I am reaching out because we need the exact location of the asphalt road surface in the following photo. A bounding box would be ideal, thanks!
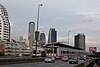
[0,60,84,67]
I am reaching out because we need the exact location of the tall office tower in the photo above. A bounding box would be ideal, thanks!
[48,28,57,43]
[0,4,10,42]
[74,33,85,51]
[28,22,35,47]
[40,32,46,46]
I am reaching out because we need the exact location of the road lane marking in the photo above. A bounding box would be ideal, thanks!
[23,66,32,67]
[61,64,65,65]
[37,64,43,66]
[54,65,60,67]
[54,63,66,67]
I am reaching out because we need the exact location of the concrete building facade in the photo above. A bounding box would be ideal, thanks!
[4,41,31,56]
[74,33,85,51]
[0,4,10,42]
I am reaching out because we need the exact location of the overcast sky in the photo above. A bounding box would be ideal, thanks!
[1,0,100,51]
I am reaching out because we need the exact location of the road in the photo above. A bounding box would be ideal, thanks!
[0,60,84,67]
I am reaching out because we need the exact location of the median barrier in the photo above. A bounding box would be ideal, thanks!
[0,57,45,65]
[73,62,85,67]
[86,59,100,67]
[73,59,94,67]
[0,57,61,65]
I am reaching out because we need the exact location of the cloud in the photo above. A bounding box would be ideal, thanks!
[53,17,66,22]
[39,26,45,32]
[39,26,45,29]
[85,14,100,19]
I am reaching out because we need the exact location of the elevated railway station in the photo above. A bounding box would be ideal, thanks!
[44,42,84,57]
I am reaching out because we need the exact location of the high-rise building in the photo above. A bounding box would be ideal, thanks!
[19,36,23,41]
[0,4,10,42]
[19,35,29,47]
[28,22,35,47]
[40,32,46,46]
[48,28,57,43]
[74,33,85,51]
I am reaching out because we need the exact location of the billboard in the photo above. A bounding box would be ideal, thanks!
[89,47,97,52]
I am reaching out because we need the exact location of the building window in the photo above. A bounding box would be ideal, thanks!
[61,51,63,54]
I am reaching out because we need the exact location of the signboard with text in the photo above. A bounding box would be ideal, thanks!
[89,47,97,52]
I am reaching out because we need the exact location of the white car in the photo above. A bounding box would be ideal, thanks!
[45,56,55,63]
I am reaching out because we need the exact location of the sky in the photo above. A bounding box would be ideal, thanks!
[1,0,100,51]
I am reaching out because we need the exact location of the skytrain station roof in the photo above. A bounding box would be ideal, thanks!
[44,42,83,50]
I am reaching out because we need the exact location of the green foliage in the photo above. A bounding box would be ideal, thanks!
[0,52,4,56]
[92,51,100,58]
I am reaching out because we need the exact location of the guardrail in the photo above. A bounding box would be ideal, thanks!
[73,59,95,67]
[0,57,61,65]
[86,59,100,67]
[0,57,45,65]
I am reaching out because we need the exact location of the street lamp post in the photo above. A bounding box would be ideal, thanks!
[35,4,43,57]
[68,31,71,45]
[37,4,43,31]
[68,30,71,58]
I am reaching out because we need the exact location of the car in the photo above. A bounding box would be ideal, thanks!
[62,56,68,62]
[45,56,55,63]
[80,57,86,61]
[69,58,78,64]
[79,56,84,60]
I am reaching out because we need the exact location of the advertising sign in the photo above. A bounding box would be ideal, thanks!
[89,47,97,52]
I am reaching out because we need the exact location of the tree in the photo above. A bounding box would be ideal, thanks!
[92,51,100,58]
